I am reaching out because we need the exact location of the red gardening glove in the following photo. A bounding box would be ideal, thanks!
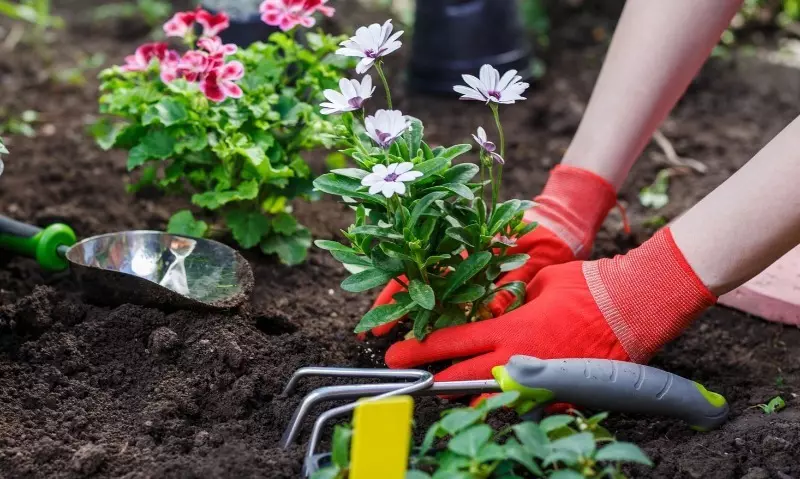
[385,228,716,382]
[360,165,618,338]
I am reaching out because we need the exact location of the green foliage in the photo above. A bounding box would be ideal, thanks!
[0,110,38,138]
[314,396,652,478]
[755,396,786,414]
[315,113,535,338]
[92,0,171,28]
[95,31,352,265]
[638,168,672,210]
[0,0,62,35]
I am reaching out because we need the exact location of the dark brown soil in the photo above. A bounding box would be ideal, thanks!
[1,1,800,478]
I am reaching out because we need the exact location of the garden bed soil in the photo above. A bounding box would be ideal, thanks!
[2,2,800,478]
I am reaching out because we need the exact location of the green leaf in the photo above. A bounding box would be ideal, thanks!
[496,254,529,272]
[143,98,188,126]
[325,152,348,169]
[479,391,520,412]
[445,226,475,248]
[549,432,596,457]
[436,144,472,161]
[260,227,312,265]
[549,471,585,479]
[354,302,415,333]
[489,199,522,235]
[412,309,433,340]
[127,144,150,171]
[442,252,492,299]
[272,212,298,235]
[413,157,450,185]
[351,225,404,241]
[309,467,340,479]
[404,117,423,157]
[192,180,259,210]
[371,248,404,273]
[475,443,506,463]
[167,210,208,238]
[331,424,352,468]
[226,210,271,249]
[140,129,176,159]
[314,173,386,206]
[423,254,452,268]
[448,424,492,458]
[331,168,368,180]
[418,421,441,458]
[314,240,355,253]
[410,191,448,229]
[512,422,549,459]
[595,442,653,466]
[539,415,575,433]
[639,168,671,210]
[423,183,474,200]
[441,163,479,185]
[441,408,482,435]
[341,268,395,292]
[447,284,486,303]
[330,249,372,267]
[405,471,432,479]
[90,118,125,150]
[485,281,527,312]
[505,439,543,476]
[408,279,435,310]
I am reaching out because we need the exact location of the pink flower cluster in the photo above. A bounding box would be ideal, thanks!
[121,9,243,103]
[259,0,335,32]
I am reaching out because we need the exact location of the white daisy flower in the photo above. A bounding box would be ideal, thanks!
[453,64,529,104]
[361,162,423,198]
[472,126,504,164]
[364,109,409,148]
[336,20,404,74]
[320,76,375,115]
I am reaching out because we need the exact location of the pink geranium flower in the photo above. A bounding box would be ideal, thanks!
[121,42,170,72]
[260,0,335,32]
[200,61,245,103]
[177,50,211,82]
[163,11,196,38]
[196,9,230,37]
[197,36,237,58]
[159,50,182,83]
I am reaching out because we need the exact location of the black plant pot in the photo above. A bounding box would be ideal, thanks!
[201,8,279,47]
[408,0,532,95]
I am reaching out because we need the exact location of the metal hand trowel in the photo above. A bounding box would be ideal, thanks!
[0,215,253,309]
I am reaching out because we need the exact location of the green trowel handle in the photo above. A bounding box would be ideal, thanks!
[493,356,729,431]
[0,215,76,271]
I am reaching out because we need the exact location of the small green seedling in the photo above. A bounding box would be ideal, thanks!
[638,168,672,210]
[314,392,653,479]
[0,0,63,44]
[0,110,38,138]
[754,396,786,415]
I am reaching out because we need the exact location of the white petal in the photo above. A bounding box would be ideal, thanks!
[381,181,398,198]
[359,75,373,97]
[394,162,413,174]
[361,172,384,186]
[497,69,518,92]
[385,163,399,174]
[369,181,385,195]
[371,163,388,175]
[380,41,402,57]
[336,47,366,58]
[323,89,347,105]
[477,127,487,142]
[453,85,486,101]
[393,181,406,196]
[380,19,394,44]
[355,57,375,74]
[340,78,357,99]
[366,22,384,49]
[396,170,422,182]
[479,64,495,90]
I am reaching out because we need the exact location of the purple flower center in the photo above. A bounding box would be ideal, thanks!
[376,130,393,147]
[487,90,502,100]
[347,96,363,109]
[483,140,496,153]
[364,47,388,59]
[384,173,399,182]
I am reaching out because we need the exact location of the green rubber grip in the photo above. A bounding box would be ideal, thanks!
[495,356,729,431]
[0,215,76,271]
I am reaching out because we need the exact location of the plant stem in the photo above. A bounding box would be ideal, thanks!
[490,103,505,207]
[489,162,497,213]
[375,61,393,110]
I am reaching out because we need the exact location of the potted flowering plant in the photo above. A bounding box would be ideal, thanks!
[93,5,353,265]
[314,20,534,338]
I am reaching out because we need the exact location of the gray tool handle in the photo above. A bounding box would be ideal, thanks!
[503,356,729,430]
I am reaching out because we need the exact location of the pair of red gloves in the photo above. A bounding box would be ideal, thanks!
[366,165,716,382]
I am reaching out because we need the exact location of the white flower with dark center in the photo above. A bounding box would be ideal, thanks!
[364,109,409,148]
[472,127,504,164]
[454,64,529,104]
[319,76,375,115]
[336,20,403,74]
[361,162,422,198]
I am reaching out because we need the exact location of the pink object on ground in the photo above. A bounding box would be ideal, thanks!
[719,246,800,326]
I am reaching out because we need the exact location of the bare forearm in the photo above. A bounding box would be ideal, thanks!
[562,0,742,188]
[671,116,800,296]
